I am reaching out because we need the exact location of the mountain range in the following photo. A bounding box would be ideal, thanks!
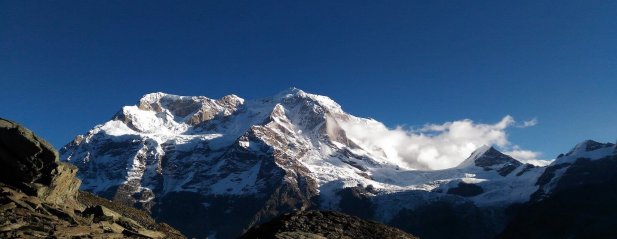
[59,88,617,239]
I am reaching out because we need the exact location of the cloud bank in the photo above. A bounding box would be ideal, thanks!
[340,116,548,170]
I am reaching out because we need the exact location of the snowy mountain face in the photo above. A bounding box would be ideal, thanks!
[500,140,617,239]
[60,89,617,239]
[531,140,617,201]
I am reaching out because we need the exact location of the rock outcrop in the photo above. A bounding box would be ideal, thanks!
[240,210,418,239]
[0,119,80,206]
[0,118,184,239]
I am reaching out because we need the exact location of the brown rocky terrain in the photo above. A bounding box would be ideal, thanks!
[239,210,418,239]
[0,118,185,239]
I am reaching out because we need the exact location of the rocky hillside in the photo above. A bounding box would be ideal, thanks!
[0,118,184,238]
[240,210,418,239]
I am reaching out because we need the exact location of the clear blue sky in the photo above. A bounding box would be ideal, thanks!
[1,0,616,158]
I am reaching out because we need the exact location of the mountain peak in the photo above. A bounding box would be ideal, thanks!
[138,92,191,107]
[457,146,522,171]
[138,92,245,107]
[566,139,614,156]
[270,88,343,114]
[221,94,245,105]
[551,139,616,165]
[139,91,172,101]
[276,87,305,96]
[272,87,312,101]
[456,145,491,168]
[474,145,494,157]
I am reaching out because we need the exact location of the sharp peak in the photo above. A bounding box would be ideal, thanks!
[269,87,342,111]
[475,145,494,153]
[468,145,509,161]
[471,145,502,157]
[456,145,508,168]
[485,146,503,153]
[278,87,305,95]
[273,87,309,99]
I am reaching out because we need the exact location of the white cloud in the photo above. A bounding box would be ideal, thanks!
[504,149,553,166]
[340,115,542,170]
[503,145,553,166]
[516,118,538,128]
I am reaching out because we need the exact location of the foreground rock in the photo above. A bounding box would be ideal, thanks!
[0,118,184,239]
[240,210,418,239]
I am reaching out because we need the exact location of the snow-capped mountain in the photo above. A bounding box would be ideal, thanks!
[60,88,617,239]
[531,140,617,201]
[500,140,617,239]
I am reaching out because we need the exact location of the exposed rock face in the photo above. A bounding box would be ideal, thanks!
[0,118,184,239]
[240,210,418,239]
[0,118,80,206]
[134,92,244,126]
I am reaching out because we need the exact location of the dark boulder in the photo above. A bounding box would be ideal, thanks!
[0,118,59,186]
[0,118,80,205]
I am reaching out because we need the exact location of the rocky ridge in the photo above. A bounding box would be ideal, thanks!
[0,118,184,239]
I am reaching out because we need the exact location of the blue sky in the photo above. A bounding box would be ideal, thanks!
[1,0,616,159]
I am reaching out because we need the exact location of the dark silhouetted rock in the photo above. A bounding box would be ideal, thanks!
[0,118,80,205]
[388,201,500,239]
[240,210,418,239]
